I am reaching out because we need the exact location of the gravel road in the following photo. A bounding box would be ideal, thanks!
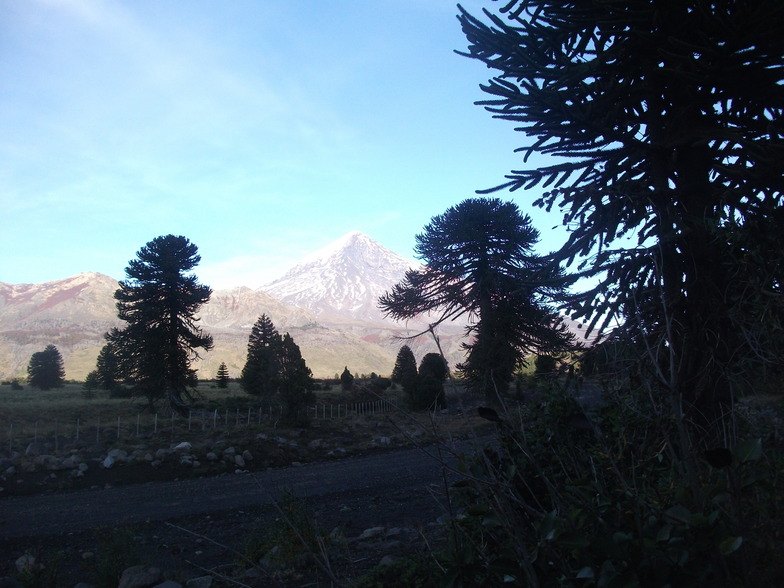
[1,438,470,542]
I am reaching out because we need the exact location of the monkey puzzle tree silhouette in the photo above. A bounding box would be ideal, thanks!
[106,235,213,415]
[216,361,230,389]
[241,314,314,423]
[27,344,65,390]
[241,314,282,399]
[457,1,784,422]
[391,345,418,403]
[277,333,315,425]
[95,341,121,391]
[340,366,354,391]
[380,197,574,399]
[416,352,449,410]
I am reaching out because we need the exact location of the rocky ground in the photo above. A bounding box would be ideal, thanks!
[0,409,491,587]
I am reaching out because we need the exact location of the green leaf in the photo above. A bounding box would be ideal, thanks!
[719,536,743,555]
[734,439,762,463]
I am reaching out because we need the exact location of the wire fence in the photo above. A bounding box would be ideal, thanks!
[3,399,398,453]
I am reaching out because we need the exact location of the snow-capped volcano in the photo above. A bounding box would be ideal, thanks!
[262,231,419,324]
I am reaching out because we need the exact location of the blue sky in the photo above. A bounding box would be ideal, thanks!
[1,0,569,289]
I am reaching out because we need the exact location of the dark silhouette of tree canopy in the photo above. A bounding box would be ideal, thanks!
[216,361,230,389]
[277,333,315,424]
[241,314,281,398]
[95,341,121,391]
[416,352,448,410]
[241,315,314,423]
[457,1,784,419]
[83,370,100,397]
[380,197,575,398]
[27,344,65,390]
[106,235,213,414]
[340,366,354,391]
[391,344,418,401]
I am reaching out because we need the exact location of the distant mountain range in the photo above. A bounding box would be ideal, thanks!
[0,232,468,381]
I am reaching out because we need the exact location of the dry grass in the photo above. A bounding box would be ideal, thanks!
[0,380,490,455]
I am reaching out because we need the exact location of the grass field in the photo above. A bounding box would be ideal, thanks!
[0,379,464,454]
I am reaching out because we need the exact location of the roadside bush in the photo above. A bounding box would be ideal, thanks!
[443,385,784,586]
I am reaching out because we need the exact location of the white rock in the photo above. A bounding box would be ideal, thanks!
[174,441,192,452]
[15,553,36,572]
[205,452,218,462]
[102,455,115,469]
[107,449,128,462]
[359,526,386,540]
[242,450,253,462]
[61,456,79,469]
[234,455,245,468]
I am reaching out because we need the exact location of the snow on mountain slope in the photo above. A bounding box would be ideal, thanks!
[262,231,420,324]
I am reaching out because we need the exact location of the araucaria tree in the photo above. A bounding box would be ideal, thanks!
[391,345,418,403]
[95,342,121,391]
[241,314,282,398]
[340,367,354,391]
[216,362,230,389]
[379,197,575,399]
[241,314,314,424]
[106,235,213,414]
[27,344,65,390]
[416,352,448,410]
[277,333,315,424]
[458,2,784,424]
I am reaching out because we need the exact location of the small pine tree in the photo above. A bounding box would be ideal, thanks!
[340,367,354,391]
[278,333,315,425]
[241,314,281,398]
[83,370,100,398]
[216,361,230,389]
[95,342,121,391]
[415,353,448,410]
[27,344,65,390]
[391,345,418,404]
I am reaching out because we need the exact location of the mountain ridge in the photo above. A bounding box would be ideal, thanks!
[0,233,460,381]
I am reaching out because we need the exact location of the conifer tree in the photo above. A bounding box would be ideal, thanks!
[216,361,230,389]
[241,314,281,398]
[458,1,784,419]
[415,352,448,410]
[390,345,418,403]
[95,342,121,391]
[106,235,213,414]
[278,333,314,424]
[27,344,65,390]
[340,366,354,391]
[380,198,574,399]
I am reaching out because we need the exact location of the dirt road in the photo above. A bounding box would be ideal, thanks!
[1,438,470,541]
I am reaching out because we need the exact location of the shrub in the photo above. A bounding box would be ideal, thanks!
[443,385,783,586]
